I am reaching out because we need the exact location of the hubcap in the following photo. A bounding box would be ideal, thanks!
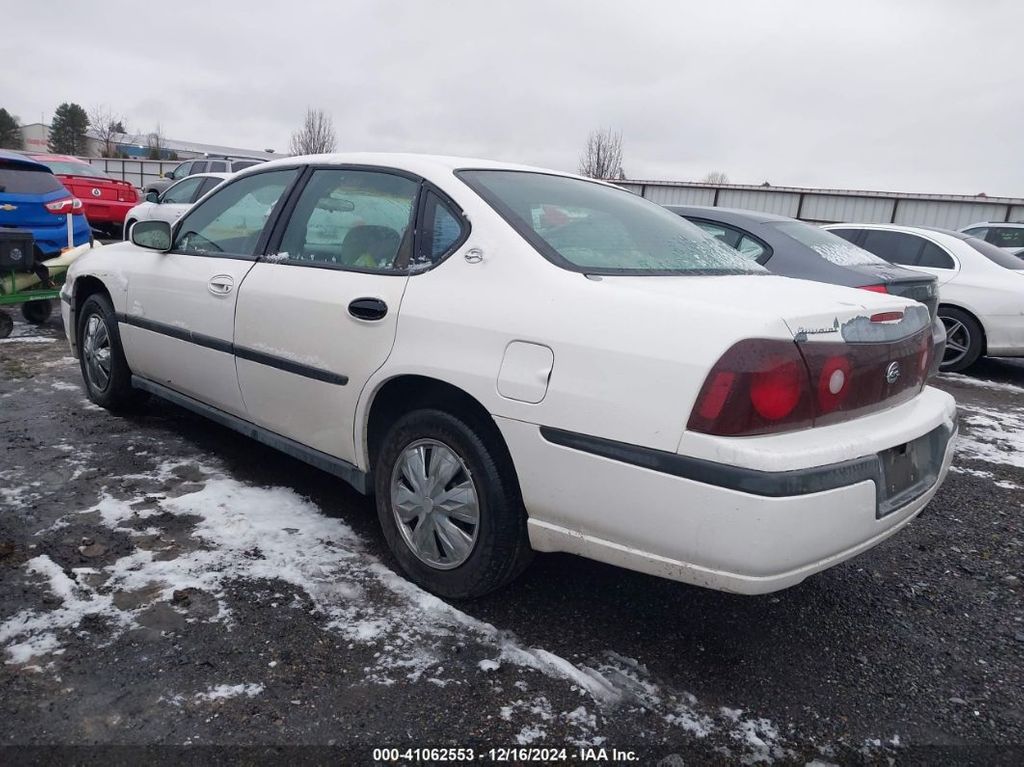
[82,314,112,392]
[390,439,480,570]
[940,316,970,367]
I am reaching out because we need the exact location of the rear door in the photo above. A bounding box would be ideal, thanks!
[233,167,463,464]
[857,229,959,286]
[121,168,300,417]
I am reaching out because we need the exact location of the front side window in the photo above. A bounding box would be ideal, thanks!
[989,227,1024,249]
[161,176,205,205]
[170,161,192,179]
[771,220,884,267]
[275,169,418,271]
[174,168,299,257]
[460,170,763,275]
[859,230,923,266]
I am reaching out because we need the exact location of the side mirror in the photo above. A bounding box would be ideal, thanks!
[163,171,173,179]
[130,220,172,252]
[145,190,160,203]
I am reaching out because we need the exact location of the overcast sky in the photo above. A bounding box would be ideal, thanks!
[3,0,1021,196]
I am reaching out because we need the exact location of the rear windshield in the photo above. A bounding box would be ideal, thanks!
[989,227,1024,249]
[0,164,65,194]
[459,170,764,275]
[41,160,113,180]
[770,220,886,266]
[964,236,1024,270]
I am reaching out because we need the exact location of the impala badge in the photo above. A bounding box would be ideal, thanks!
[885,361,901,384]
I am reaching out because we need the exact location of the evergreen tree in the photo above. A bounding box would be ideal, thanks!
[48,103,90,155]
[0,108,21,150]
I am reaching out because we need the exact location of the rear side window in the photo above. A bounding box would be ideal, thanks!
[414,190,466,268]
[0,164,65,194]
[190,161,208,174]
[175,168,299,257]
[231,160,261,171]
[737,235,767,261]
[962,227,988,239]
[859,230,923,265]
[917,241,955,269]
[208,161,228,172]
[691,220,741,248]
[989,227,1024,249]
[275,168,419,271]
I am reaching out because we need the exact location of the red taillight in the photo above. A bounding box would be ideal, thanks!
[45,197,83,215]
[860,284,888,294]
[750,358,803,421]
[689,331,931,437]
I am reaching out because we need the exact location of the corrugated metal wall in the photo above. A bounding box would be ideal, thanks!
[616,180,1024,229]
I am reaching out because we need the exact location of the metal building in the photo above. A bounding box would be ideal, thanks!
[615,179,1024,230]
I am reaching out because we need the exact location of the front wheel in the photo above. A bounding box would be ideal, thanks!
[938,307,983,373]
[374,409,532,599]
[77,293,146,411]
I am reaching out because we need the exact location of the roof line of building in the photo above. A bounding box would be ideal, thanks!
[611,179,1024,205]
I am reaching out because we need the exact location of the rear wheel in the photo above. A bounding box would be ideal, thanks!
[939,307,983,373]
[21,299,53,325]
[77,293,146,411]
[0,311,12,339]
[374,409,532,599]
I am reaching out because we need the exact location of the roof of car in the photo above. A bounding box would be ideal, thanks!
[245,152,599,184]
[0,149,50,170]
[665,204,795,225]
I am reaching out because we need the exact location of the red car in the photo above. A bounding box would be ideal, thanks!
[28,154,140,237]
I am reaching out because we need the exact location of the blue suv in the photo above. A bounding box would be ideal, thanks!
[0,150,91,259]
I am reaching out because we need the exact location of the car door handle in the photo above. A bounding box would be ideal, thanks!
[348,297,388,321]
[208,275,234,296]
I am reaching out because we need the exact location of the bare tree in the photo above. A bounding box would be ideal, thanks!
[700,171,729,185]
[578,128,624,179]
[89,105,127,157]
[289,108,337,155]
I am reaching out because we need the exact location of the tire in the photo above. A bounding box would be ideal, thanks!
[374,409,532,599]
[21,299,53,325]
[0,311,12,339]
[938,307,983,373]
[77,293,146,411]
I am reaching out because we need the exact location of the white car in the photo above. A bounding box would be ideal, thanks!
[123,172,231,239]
[960,221,1024,258]
[61,153,957,599]
[825,223,1024,372]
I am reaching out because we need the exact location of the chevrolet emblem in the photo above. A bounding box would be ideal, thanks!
[0,204,16,211]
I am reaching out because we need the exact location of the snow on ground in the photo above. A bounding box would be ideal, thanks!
[939,373,1024,396]
[0,456,794,760]
[955,405,1024,470]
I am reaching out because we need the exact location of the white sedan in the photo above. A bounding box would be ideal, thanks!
[61,153,957,599]
[122,172,231,239]
[825,223,1024,372]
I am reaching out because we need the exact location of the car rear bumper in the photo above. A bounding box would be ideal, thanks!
[498,387,957,594]
[984,313,1024,357]
[31,219,91,256]
[82,200,135,226]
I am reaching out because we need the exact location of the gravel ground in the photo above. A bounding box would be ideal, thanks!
[1,311,1022,765]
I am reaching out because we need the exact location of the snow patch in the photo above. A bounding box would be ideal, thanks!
[195,683,264,702]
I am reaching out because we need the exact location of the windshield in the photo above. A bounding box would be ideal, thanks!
[41,160,113,180]
[771,220,886,266]
[459,170,765,275]
[964,236,1024,270]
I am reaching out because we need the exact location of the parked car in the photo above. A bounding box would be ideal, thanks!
[123,172,230,239]
[61,154,957,599]
[27,154,140,238]
[0,150,91,258]
[959,221,1024,257]
[667,206,943,371]
[825,224,1024,372]
[144,156,265,195]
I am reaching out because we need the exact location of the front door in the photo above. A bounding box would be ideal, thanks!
[122,167,300,417]
[233,167,424,464]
